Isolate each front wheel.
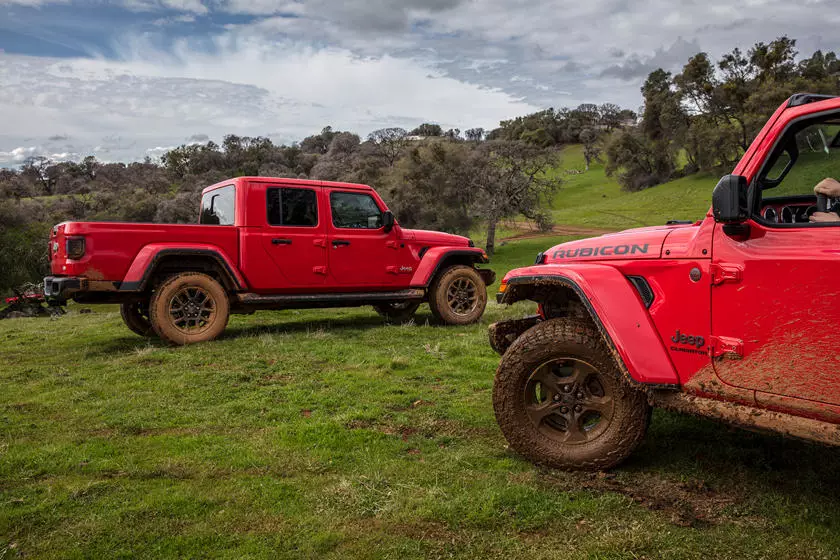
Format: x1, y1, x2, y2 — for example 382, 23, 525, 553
120, 300, 153, 337
428, 265, 487, 325
149, 272, 230, 345
493, 318, 650, 471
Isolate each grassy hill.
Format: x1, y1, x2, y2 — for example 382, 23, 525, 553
545, 145, 716, 231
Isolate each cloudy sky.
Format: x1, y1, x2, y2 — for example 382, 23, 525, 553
1, 0, 838, 165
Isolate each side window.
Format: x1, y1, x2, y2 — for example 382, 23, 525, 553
330, 191, 383, 229
760, 121, 840, 198
200, 185, 235, 225
267, 188, 318, 227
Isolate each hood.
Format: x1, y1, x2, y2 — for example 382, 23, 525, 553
401, 228, 471, 247
542, 224, 695, 263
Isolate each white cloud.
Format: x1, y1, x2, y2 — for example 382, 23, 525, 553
0, 37, 536, 162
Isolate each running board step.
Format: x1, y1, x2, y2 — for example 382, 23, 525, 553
235, 289, 425, 310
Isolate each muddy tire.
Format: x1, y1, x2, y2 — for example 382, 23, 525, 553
373, 301, 421, 323
149, 272, 230, 345
428, 265, 487, 325
493, 318, 650, 471
120, 300, 153, 337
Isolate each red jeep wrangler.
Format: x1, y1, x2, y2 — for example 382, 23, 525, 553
491, 93, 840, 470
45, 177, 494, 344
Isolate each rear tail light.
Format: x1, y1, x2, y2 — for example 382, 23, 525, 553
66, 237, 86, 260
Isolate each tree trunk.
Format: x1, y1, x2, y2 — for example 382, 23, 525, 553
486, 219, 497, 256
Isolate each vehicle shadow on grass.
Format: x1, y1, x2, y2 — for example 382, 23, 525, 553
608, 410, 840, 523
221, 310, 450, 340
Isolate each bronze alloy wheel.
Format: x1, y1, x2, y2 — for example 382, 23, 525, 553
446, 277, 478, 316
428, 265, 487, 325
149, 272, 230, 345
524, 358, 615, 445
168, 286, 217, 335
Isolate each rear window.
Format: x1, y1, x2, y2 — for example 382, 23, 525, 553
200, 185, 235, 225
267, 187, 318, 227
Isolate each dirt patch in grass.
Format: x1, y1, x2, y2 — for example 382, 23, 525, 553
541, 470, 745, 527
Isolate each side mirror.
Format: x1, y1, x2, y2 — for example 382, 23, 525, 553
712, 175, 749, 223
382, 210, 395, 233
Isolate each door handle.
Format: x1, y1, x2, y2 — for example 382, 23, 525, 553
332, 240, 351, 247
272, 238, 292, 245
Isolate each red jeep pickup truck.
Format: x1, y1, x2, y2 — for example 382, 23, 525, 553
45, 177, 494, 344
490, 93, 840, 470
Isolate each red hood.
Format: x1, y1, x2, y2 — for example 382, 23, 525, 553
543, 223, 698, 263
400, 228, 471, 247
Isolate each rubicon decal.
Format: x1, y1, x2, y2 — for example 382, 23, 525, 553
552, 244, 649, 259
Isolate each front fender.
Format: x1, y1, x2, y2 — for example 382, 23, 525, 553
409, 247, 489, 287
498, 264, 679, 387
121, 243, 245, 291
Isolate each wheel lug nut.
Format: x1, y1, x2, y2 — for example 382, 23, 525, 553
574, 405, 583, 413
576, 393, 584, 399
553, 394, 561, 402
560, 406, 569, 414
563, 386, 571, 393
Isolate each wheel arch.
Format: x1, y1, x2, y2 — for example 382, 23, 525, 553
121, 245, 245, 293
410, 247, 492, 288
498, 264, 679, 388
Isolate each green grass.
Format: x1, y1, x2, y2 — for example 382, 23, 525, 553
546, 145, 716, 230
2, 236, 839, 559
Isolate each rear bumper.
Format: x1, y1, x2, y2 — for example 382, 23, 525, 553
43, 276, 83, 301
43, 276, 120, 302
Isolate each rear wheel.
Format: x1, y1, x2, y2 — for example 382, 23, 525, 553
149, 272, 230, 345
428, 265, 487, 325
120, 300, 153, 337
373, 301, 421, 323
493, 318, 650, 471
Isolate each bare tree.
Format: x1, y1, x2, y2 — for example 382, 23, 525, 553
367, 127, 408, 166
468, 141, 561, 255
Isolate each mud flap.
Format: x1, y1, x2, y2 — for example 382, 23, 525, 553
488, 315, 540, 355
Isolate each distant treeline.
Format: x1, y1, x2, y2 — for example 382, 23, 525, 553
1, 35, 836, 295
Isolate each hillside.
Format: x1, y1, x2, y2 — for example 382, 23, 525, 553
545, 145, 715, 231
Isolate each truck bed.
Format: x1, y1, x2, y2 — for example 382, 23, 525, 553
50, 221, 239, 284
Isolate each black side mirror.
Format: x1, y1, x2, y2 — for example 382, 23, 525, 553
382, 210, 395, 233
712, 175, 749, 223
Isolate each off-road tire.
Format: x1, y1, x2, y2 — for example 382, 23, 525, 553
373, 301, 422, 323
120, 300, 153, 337
149, 272, 230, 345
493, 318, 650, 471
428, 265, 487, 325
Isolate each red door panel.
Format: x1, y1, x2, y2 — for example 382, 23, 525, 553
325, 189, 405, 289
711, 221, 840, 406
238, 184, 327, 292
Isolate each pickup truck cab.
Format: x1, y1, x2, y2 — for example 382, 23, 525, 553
490, 93, 840, 470
45, 177, 494, 344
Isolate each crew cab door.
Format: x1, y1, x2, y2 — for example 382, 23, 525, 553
325, 189, 404, 288
240, 183, 327, 291
711, 116, 840, 410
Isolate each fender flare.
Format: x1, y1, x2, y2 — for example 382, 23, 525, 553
409, 247, 490, 288
120, 244, 246, 291
498, 263, 679, 388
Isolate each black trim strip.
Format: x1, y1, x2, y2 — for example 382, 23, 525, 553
499, 275, 679, 391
